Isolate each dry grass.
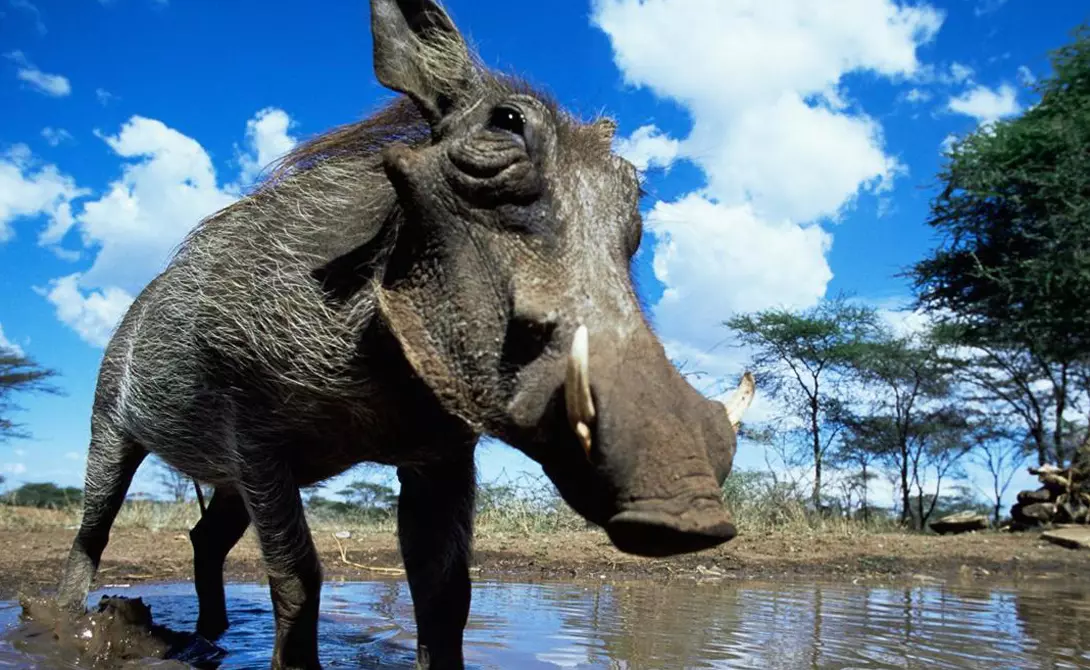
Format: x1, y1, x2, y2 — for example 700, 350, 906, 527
0, 496, 891, 542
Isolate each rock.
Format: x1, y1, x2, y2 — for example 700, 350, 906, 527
1017, 488, 1053, 504
930, 511, 990, 535
1030, 464, 1067, 477
1017, 502, 1058, 523
1041, 527, 1090, 550
1041, 473, 1072, 494
1058, 500, 1090, 524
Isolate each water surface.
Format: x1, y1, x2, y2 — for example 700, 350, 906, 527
2, 577, 1088, 668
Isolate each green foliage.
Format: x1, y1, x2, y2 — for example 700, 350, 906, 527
911, 25, 1090, 362
336, 480, 398, 512
2, 482, 83, 509
726, 294, 882, 506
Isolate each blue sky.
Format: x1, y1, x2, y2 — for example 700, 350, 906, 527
1, 0, 1087, 506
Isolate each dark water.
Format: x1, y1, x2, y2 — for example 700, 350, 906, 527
2, 577, 1089, 668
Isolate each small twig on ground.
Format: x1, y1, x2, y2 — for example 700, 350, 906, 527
331, 533, 405, 576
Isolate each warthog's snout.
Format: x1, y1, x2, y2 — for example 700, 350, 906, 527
530, 323, 755, 558
606, 497, 738, 557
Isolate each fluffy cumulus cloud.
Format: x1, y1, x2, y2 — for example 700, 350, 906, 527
40, 127, 72, 147
95, 88, 117, 106
237, 107, 298, 186
591, 0, 943, 388
0, 109, 297, 347
0, 144, 89, 244
10, 0, 47, 35
41, 274, 135, 348
948, 82, 1022, 125
0, 322, 23, 356
1017, 65, 1036, 86
5, 50, 70, 97
614, 124, 681, 172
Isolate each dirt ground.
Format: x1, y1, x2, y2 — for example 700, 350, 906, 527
3, 521, 1089, 600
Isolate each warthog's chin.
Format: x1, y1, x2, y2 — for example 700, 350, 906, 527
604, 498, 737, 558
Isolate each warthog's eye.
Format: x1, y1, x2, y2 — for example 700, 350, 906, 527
502, 315, 556, 370
488, 105, 526, 137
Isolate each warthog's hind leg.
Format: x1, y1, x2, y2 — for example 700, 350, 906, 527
56, 427, 148, 612
238, 455, 323, 670
397, 453, 476, 670
190, 486, 250, 639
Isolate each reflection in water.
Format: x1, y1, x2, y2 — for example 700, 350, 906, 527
2, 577, 1089, 668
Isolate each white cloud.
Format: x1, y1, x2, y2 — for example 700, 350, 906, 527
18, 109, 296, 347
592, 0, 942, 382
1, 463, 27, 475
903, 88, 931, 104
948, 62, 974, 83
0, 144, 89, 244
65, 451, 82, 461
236, 107, 297, 186
1017, 65, 1036, 86
41, 274, 133, 348
940, 133, 958, 154
10, 0, 46, 35
647, 194, 833, 344
95, 88, 117, 106
0, 323, 24, 356
614, 124, 681, 172
974, 0, 1008, 17
948, 83, 1021, 125
72, 116, 240, 294
41, 127, 72, 147
5, 50, 70, 97
913, 61, 974, 87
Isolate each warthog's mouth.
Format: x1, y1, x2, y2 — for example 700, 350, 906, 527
604, 497, 738, 558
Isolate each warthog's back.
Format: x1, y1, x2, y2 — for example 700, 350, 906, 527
99, 105, 428, 475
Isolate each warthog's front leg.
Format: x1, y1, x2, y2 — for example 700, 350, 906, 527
189, 486, 250, 639
239, 457, 323, 670
397, 454, 476, 670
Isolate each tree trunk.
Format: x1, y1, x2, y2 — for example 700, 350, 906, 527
811, 397, 822, 509
899, 445, 911, 527
1032, 425, 1047, 467
861, 462, 870, 524
1054, 362, 1068, 467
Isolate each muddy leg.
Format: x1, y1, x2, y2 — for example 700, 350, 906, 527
190, 486, 250, 639
238, 457, 322, 670
56, 426, 147, 612
397, 456, 476, 670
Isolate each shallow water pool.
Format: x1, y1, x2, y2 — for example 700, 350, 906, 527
2, 576, 1089, 668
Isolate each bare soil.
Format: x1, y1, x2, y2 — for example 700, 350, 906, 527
3, 520, 1089, 600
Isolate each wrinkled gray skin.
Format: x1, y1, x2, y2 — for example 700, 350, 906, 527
55, 1, 755, 668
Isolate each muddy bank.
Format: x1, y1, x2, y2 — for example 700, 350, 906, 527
2, 525, 1089, 601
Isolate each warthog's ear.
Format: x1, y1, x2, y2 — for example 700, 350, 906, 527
370, 0, 476, 122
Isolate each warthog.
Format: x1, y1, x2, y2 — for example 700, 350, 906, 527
56, 0, 756, 668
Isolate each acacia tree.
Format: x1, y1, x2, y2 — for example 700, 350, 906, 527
726, 295, 879, 508
152, 457, 193, 503
970, 422, 1031, 524
841, 330, 966, 529
910, 24, 1090, 468
1, 344, 60, 443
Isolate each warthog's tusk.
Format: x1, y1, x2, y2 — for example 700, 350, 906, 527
565, 325, 595, 459
723, 371, 756, 432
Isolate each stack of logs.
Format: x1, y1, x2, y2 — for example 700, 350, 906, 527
1010, 463, 1090, 528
